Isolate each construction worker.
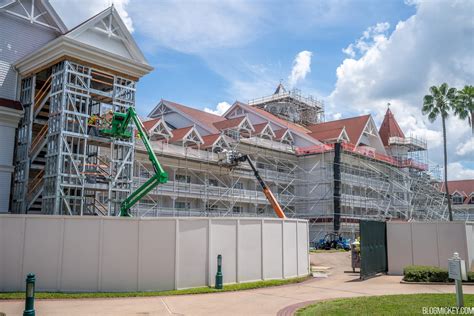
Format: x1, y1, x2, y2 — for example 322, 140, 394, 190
88, 113, 101, 136
102, 110, 114, 128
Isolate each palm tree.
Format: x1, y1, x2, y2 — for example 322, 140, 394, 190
454, 85, 474, 134
422, 83, 457, 221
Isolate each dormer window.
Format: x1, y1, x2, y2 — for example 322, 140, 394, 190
452, 193, 464, 204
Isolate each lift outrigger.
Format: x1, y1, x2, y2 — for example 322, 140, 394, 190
218, 151, 287, 219
100, 107, 168, 217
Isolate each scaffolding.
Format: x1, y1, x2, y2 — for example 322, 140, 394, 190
12, 60, 136, 216
128, 123, 447, 244
248, 86, 324, 125
11, 63, 447, 241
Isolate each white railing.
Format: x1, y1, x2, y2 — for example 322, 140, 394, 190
248, 89, 324, 110
388, 136, 427, 150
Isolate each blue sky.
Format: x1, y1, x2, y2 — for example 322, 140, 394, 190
133, 1, 416, 114
51, 0, 473, 180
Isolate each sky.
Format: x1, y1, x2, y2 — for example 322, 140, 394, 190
50, 0, 474, 180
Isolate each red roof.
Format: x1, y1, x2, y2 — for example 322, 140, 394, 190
274, 128, 289, 140
253, 122, 269, 134
439, 180, 474, 196
309, 127, 346, 143
213, 116, 245, 130
379, 108, 405, 146
307, 115, 370, 146
0, 98, 23, 111
169, 126, 193, 143
162, 100, 225, 132
142, 118, 161, 132
201, 134, 221, 149
234, 102, 310, 134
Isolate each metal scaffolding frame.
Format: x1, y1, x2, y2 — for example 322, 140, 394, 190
12, 59, 136, 216
11, 62, 447, 241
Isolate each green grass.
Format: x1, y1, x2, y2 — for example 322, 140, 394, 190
310, 249, 348, 253
0, 275, 310, 300
296, 294, 474, 315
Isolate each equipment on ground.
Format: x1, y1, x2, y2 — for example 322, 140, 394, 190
100, 107, 168, 216
218, 150, 286, 219
316, 232, 351, 251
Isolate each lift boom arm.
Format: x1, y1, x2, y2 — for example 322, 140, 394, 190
232, 155, 286, 219
104, 107, 168, 216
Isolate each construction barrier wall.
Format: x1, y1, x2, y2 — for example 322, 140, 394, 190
386, 222, 474, 275
0, 215, 309, 292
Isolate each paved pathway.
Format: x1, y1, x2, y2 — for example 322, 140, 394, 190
1, 252, 470, 315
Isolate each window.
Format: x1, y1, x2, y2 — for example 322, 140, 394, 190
452, 194, 464, 205
233, 206, 242, 213
257, 207, 265, 214
208, 179, 219, 187
256, 162, 266, 169
175, 174, 191, 183
470, 196, 474, 204
175, 201, 190, 209
233, 182, 244, 190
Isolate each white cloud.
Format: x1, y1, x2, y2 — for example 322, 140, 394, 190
204, 102, 231, 116
50, 0, 133, 32
288, 51, 312, 88
342, 22, 390, 58
329, 0, 473, 176
447, 162, 474, 180
456, 138, 474, 156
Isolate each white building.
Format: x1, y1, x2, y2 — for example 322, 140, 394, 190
2, 1, 448, 241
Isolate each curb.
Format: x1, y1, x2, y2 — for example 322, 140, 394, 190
400, 280, 474, 286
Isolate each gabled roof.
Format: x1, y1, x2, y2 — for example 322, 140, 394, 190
225, 102, 311, 134
142, 117, 173, 138
379, 108, 405, 146
274, 83, 287, 95
14, 5, 152, 78
309, 126, 350, 143
1, 0, 67, 33
213, 116, 245, 130
200, 134, 231, 149
253, 122, 269, 134
201, 134, 221, 148
142, 118, 161, 131
253, 122, 276, 138
274, 128, 292, 140
159, 100, 226, 134
307, 115, 370, 146
169, 126, 192, 142
64, 6, 147, 64
439, 180, 474, 196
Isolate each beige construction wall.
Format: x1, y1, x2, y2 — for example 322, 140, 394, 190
387, 222, 473, 275
0, 215, 309, 292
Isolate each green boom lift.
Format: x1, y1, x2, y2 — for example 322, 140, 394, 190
100, 107, 168, 216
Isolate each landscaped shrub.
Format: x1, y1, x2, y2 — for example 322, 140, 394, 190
403, 265, 449, 282
404, 265, 474, 283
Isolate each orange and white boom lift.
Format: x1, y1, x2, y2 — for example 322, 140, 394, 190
218, 150, 286, 219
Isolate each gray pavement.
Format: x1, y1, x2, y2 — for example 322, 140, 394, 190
1, 252, 469, 315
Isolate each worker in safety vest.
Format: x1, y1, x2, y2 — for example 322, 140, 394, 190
88, 114, 100, 126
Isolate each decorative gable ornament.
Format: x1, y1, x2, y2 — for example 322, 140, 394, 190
64, 6, 147, 64
183, 126, 204, 146
150, 118, 173, 140
1, 0, 67, 32
280, 130, 294, 145
238, 116, 255, 134
150, 101, 173, 117
212, 135, 230, 153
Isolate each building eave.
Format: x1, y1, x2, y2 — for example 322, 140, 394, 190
14, 36, 153, 79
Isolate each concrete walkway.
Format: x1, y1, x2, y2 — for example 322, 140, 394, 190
1, 252, 470, 315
